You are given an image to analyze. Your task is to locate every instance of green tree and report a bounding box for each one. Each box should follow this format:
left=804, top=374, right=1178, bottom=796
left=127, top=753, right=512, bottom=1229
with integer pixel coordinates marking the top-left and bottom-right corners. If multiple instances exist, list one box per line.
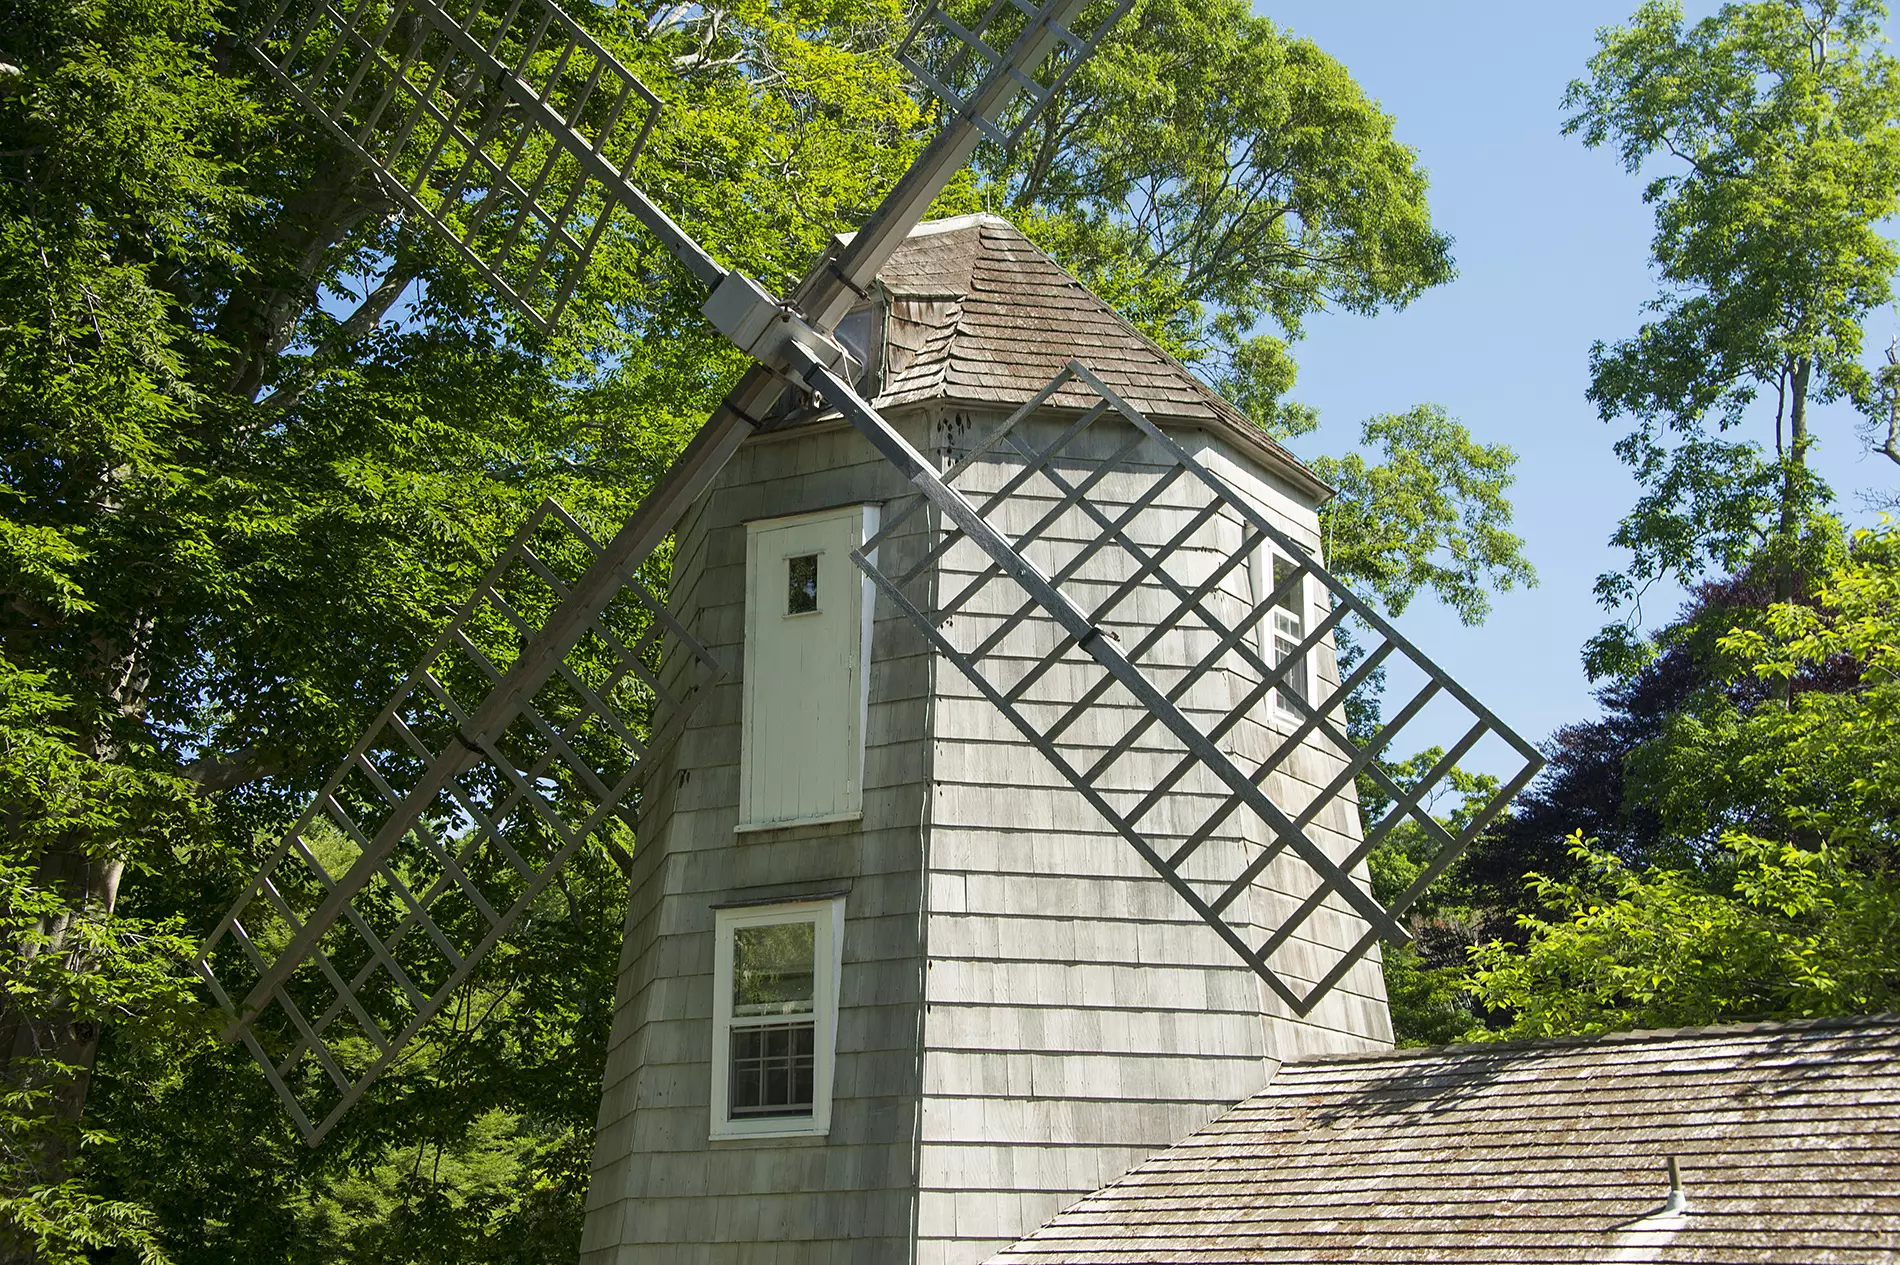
left=0, top=0, right=915, bottom=1255
left=964, top=0, right=1534, bottom=622
left=1565, top=0, right=1900, bottom=678
left=1364, top=750, right=1504, bottom=1047
left=1468, top=528, right=1900, bottom=1036
left=980, top=0, right=1454, bottom=401
left=1313, top=404, right=1534, bottom=627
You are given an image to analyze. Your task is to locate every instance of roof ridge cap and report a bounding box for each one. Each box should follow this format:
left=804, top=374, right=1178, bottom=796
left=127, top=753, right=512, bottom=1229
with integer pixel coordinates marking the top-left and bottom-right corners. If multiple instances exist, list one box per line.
left=835, top=212, right=1012, bottom=247
left=1280, top=1012, right=1900, bottom=1070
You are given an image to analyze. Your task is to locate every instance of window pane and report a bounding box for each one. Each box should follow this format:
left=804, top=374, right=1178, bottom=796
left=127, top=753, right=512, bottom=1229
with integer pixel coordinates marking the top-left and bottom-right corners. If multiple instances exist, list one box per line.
left=787, top=554, right=819, bottom=614
left=1272, top=558, right=1302, bottom=612
left=1275, top=634, right=1309, bottom=712
left=729, top=1021, right=817, bottom=1117
left=1267, top=557, right=1308, bottom=713
left=733, top=921, right=816, bottom=1017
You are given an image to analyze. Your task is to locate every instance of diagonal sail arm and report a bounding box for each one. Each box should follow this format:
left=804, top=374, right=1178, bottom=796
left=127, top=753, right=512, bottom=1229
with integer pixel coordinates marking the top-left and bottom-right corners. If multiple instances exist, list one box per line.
left=784, top=346, right=1411, bottom=942
left=200, top=498, right=731, bottom=1142
left=216, top=419, right=748, bottom=1038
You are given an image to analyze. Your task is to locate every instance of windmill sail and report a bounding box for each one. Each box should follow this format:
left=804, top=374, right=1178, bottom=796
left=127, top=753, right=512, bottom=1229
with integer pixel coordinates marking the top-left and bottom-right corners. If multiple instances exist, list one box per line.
left=207, top=0, right=1134, bottom=1141
left=781, top=349, right=1547, bottom=1016
left=235, top=0, right=709, bottom=329
left=199, top=502, right=726, bottom=1140
left=898, top=0, right=1129, bottom=146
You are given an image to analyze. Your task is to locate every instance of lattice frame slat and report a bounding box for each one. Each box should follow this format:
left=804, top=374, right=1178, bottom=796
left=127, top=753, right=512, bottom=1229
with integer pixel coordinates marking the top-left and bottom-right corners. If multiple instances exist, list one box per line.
left=198, top=500, right=724, bottom=1142
left=897, top=0, right=1135, bottom=146
left=236, top=0, right=671, bottom=328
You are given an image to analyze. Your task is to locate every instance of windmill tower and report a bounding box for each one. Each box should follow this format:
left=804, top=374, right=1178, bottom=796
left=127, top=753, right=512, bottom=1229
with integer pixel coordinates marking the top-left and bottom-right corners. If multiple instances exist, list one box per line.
left=580, top=213, right=1399, bottom=1263
left=195, top=0, right=1542, bottom=1258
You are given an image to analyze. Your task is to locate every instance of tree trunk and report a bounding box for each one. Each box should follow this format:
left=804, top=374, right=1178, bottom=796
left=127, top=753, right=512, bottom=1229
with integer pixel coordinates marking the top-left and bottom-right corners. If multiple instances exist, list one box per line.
left=1777, top=355, right=1811, bottom=608
left=1, top=621, right=149, bottom=1257
left=212, top=145, right=390, bottom=401
left=4, top=846, right=126, bottom=1161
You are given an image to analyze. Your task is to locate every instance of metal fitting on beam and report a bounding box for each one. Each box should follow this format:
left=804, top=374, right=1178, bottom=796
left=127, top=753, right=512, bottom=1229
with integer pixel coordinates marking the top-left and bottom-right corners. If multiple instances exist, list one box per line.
left=701, top=272, right=858, bottom=381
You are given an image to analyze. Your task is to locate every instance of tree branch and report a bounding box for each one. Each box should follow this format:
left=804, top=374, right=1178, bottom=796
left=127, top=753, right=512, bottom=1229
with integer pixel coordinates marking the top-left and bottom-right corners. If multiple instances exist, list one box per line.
left=255, top=260, right=421, bottom=411
left=182, top=747, right=282, bottom=794
left=1880, top=342, right=1900, bottom=469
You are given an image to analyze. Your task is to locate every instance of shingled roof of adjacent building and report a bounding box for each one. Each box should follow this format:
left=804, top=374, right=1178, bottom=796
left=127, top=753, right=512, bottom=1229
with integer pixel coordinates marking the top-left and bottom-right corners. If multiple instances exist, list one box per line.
left=991, top=1014, right=1900, bottom=1264
left=857, top=214, right=1328, bottom=501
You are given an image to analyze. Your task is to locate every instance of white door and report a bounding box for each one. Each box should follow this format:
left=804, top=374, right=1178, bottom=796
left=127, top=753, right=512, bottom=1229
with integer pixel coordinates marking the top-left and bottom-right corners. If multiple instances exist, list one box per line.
left=739, top=505, right=878, bottom=829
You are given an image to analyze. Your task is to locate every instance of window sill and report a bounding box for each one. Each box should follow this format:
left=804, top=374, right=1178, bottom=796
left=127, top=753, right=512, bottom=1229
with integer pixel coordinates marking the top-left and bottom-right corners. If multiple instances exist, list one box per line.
left=733, top=811, right=862, bottom=836
left=710, top=1119, right=830, bottom=1142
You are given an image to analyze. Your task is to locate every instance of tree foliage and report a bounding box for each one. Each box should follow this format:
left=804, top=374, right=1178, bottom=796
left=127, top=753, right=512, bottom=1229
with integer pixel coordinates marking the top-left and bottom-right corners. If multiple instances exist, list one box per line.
left=1564, top=0, right=1900, bottom=677
left=1468, top=529, right=1900, bottom=1036
left=958, top=0, right=1531, bottom=621
left=0, top=0, right=915, bottom=1254
left=1364, top=751, right=1505, bottom=1047
left=1313, top=405, right=1534, bottom=626
left=0, top=664, right=213, bottom=1265
left=977, top=0, right=1455, bottom=413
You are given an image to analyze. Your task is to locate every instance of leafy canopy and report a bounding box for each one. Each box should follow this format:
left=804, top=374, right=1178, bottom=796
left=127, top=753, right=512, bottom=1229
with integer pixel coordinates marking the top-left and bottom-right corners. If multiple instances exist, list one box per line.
left=1, top=0, right=917, bottom=1256
left=0, top=0, right=1524, bottom=1255
left=1564, top=0, right=1900, bottom=676
left=959, top=0, right=1530, bottom=620
left=968, top=0, right=1455, bottom=408
left=1468, top=529, right=1900, bottom=1036
left=1313, top=405, right=1534, bottom=626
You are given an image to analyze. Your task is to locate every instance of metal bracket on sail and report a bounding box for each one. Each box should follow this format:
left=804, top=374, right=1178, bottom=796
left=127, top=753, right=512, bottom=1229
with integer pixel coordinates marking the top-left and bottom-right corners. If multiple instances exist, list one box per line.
left=790, top=350, right=1545, bottom=1016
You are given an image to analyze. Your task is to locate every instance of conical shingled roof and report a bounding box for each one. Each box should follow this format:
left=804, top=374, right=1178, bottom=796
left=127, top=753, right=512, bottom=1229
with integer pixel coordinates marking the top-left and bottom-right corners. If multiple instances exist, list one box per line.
left=861, top=214, right=1327, bottom=500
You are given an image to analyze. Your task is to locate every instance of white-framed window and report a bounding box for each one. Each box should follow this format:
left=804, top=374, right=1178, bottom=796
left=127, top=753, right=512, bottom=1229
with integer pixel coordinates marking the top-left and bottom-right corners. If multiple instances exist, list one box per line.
left=739, top=505, right=879, bottom=831
left=709, top=897, right=845, bottom=1140
left=1251, top=546, right=1313, bottom=718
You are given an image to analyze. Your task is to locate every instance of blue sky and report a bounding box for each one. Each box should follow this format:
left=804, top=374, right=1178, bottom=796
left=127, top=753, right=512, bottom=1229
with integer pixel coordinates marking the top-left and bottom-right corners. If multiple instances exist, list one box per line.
left=1257, top=2, right=1900, bottom=774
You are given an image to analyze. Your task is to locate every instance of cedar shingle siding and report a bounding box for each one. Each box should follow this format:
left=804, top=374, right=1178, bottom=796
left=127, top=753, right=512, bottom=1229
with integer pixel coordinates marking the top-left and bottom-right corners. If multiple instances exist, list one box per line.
left=993, top=1014, right=1900, bottom=1263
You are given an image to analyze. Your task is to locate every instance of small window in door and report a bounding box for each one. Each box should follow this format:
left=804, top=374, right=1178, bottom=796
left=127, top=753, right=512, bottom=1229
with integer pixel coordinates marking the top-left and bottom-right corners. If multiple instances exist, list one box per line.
left=787, top=554, right=819, bottom=615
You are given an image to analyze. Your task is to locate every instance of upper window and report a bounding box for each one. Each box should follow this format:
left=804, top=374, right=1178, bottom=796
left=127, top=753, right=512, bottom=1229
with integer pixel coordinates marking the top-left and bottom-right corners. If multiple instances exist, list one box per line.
left=1253, top=547, right=1313, bottom=719
left=710, top=897, right=843, bottom=1139
left=1269, top=557, right=1309, bottom=715
left=739, top=506, right=879, bottom=830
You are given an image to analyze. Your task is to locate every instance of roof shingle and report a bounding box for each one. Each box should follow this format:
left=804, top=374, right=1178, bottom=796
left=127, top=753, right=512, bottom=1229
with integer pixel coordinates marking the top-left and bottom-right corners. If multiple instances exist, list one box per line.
left=860, top=214, right=1324, bottom=499
left=991, top=1015, right=1900, bottom=1263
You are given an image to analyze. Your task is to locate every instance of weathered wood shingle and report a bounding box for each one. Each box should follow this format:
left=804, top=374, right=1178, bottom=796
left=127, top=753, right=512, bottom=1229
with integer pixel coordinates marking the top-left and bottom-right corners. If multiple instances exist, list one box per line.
left=866, top=214, right=1327, bottom=502
left=991, top=1014, right=1900, bottom=1263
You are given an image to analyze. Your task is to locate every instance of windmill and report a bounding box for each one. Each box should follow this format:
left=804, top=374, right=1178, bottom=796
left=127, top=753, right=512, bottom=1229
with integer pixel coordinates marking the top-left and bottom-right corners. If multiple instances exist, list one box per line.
left=198, top=0, right=1545, bottom=1152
